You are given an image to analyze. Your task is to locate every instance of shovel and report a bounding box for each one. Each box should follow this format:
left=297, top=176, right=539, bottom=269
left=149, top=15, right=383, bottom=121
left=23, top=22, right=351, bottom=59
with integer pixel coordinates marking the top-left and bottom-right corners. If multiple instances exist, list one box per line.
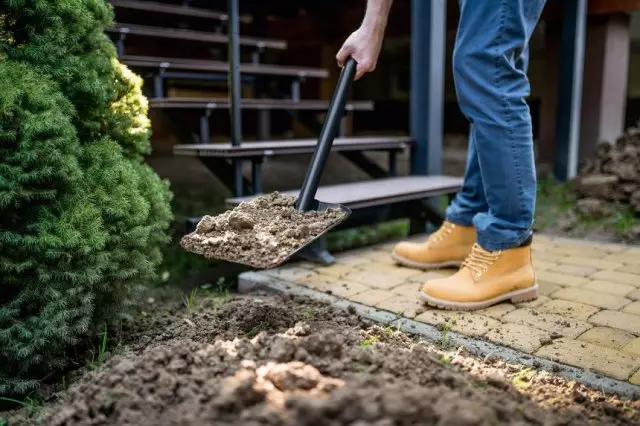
left=181, top=57, right=359, bottom=269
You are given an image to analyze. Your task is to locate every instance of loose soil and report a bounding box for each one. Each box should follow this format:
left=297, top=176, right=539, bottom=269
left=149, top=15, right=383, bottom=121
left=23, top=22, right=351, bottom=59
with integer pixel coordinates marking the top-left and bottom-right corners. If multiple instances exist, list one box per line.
left=180, top=192, right=347, bottom=269
left=4, top=291, right=639, bottom=426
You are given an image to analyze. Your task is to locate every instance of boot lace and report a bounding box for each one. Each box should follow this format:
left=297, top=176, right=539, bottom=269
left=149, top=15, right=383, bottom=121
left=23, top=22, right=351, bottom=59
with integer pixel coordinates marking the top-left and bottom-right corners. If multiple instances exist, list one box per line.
left=426, top=221, right=457, bottom=245
left=461, top=243, right=502, bottom=277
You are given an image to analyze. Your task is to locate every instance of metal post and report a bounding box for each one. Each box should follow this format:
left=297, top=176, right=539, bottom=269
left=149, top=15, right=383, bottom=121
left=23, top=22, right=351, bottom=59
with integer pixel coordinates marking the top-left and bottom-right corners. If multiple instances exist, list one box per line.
left=228, top=0, right=243, bottom=196
left=153, top=71, right=164, bottom=98
left=388, top=150, right=398, bottom=176
left=291, top=79, right=301, bottom=102
left=554, top=0, right=587, bottom=181
left=199, top=109, right=211, bottom=144
left=409, top=0, right=446, bottom=176
left=116, top=34, right=126, bottom=57
left=251, top=158, right=263, bottom=194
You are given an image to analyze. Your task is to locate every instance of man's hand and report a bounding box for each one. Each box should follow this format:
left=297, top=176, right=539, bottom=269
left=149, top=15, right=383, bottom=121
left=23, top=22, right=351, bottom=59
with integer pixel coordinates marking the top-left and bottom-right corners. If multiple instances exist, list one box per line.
left=336, top=0, right=393, bottom=81
left=336, top=27, right=384, bottom=81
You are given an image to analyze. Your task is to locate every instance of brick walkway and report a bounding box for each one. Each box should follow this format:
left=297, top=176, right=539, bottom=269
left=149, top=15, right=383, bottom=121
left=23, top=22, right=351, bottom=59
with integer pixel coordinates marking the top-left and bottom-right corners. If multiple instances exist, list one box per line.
left=241, top=234, right=640, bottom=388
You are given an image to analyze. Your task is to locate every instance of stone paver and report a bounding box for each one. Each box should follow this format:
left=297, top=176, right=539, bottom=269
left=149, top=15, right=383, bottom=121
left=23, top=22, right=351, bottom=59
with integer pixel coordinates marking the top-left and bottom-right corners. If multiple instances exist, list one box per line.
left=538, top=281, right=564, bottom=296
left=476, top=303, right=516, bottom=319
left=538, top=299, right=599, bottom=321
left=628, top=289, right=640, bottom=300
left=551, top=287, right=630, bottom=310
left=535, top=338, right=639, bottom=381
left=375, top=296, right=424, bottom=318
left=622, top=338, right=640, bottom=356
left=297, top=275, right=369, bottom=298
left=246, top=234, right=640, bottom=386
left=621, top=301, right=640, bottom=316
left=617, top=264, right=640, bottom=275
left=502, top=308, right=592, bottom=338
left=589, top=310, right=640, bottom=335
left=485, top=323, right=550, bottom=353
left=582, top=280, right=636, bottom=297
left=560, top=256, right=622, bottom=270
left=415, top=310, right=500, bottom=337
left=590, top=270, right=640, bottom=287
left=549, top=264, right=597, bottom=277
left=344, top=269, right=406, bottom=290
left=578, top=327, right=635, bottom=350
left=535, top=271, right=589, bottom=287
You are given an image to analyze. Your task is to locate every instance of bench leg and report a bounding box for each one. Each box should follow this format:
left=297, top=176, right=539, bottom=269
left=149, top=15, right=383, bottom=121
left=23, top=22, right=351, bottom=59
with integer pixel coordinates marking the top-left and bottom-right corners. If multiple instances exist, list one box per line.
left=233, top=160, right=244, bottom=197
left=153, top=73, right=164, bottom=98
left=258, top=110, right=270, bottom=140
left=388, top=150, right=398, bottom=176
left=251, top=158, right=263, bottom=194
left=116, top=34, right=126, bottom=57
left=199, top=111, right=211, bottom=144
left=297, top=237, right=335, bottom=266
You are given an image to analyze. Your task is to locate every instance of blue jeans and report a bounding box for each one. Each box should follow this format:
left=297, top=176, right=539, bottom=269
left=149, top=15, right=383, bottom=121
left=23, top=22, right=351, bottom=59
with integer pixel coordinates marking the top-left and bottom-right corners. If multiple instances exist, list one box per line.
left=445, top=0, right=546, bottom=251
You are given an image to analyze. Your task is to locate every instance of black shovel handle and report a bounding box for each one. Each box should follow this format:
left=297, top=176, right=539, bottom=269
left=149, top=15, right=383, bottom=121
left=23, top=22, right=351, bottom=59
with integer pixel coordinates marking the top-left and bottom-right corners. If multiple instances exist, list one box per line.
left=295, top=56, right=358, bottom=212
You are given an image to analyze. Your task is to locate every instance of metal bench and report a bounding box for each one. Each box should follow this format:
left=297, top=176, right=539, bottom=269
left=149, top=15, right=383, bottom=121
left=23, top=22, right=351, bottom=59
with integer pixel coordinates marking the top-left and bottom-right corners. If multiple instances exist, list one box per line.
left=174, top=136, right=412, bottom=194
left=150, top=97, right=374, bottom=146
left=222, top=175, right=463, bottom=264
left=110, top=0, right=253, bottom=23
left=121, top=55, right=329, bottom=98
left=107, top=23, right=287, bottom=57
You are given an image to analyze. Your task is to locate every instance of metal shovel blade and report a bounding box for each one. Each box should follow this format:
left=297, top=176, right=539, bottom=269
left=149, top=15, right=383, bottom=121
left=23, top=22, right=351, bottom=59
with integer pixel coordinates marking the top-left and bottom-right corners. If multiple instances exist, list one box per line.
left=180, top=198, right=351, bottom=270
left=181, top=57, right=359, bottom=270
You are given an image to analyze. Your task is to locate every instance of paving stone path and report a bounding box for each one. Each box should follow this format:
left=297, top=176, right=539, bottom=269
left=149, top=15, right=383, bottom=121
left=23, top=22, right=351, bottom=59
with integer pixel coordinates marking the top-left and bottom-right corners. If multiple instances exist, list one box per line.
left=240, top=234, right=640, bottom=388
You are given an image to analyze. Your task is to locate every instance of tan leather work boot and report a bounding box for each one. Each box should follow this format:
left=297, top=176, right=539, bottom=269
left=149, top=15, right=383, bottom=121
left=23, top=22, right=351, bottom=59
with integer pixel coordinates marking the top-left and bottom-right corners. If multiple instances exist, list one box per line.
left=392, top=221, right=476, bottom=270
left=418, top=239, right=538, bottom=310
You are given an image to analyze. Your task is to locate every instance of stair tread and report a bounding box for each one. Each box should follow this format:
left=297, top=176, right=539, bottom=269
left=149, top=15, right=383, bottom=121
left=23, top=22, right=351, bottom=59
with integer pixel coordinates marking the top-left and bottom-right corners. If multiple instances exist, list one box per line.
left=226, top=176, right=462, bottom=209
left=110, top=0, right=253, bottom=22
left=150, top=97, right=374, bottom=111
left=108, top=23, right=287, bottom=50
left=122, top=55, right=328, bottom=78
left=174, top=136, right=411, bottom=157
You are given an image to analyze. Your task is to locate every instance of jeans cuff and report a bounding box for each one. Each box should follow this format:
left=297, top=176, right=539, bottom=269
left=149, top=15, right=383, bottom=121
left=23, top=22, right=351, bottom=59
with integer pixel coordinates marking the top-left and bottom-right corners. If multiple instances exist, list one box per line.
left=444, top=212, right=475, bottom=227
left=477, top=231, right=532, bottom=252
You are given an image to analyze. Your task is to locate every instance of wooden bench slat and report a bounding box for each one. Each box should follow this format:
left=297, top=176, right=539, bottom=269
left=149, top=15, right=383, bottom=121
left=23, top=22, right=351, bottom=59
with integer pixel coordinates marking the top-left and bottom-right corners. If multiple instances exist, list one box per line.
left=173, top=136, right=413, bottom=157
left=108, top=24, right=287, bottom=50
left=226, top=176, right=462, bottom=210
left=110, top=0, right=253, bottom=22
left=121, top=55, right=329, bottom=78
left=150, top=97, right=374, bottom=111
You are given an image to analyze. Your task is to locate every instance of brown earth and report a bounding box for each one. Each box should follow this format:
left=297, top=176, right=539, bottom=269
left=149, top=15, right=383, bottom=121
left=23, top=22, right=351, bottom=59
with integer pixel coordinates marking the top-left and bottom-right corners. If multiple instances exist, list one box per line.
left=180, top=192, right=347, bottom=269
left=3, top=291, right=639, bottom=426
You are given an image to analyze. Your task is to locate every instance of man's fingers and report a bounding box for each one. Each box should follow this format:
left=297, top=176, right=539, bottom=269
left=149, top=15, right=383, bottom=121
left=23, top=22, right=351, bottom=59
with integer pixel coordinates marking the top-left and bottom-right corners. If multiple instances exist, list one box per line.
left=336, top=46, right=350, bottom=68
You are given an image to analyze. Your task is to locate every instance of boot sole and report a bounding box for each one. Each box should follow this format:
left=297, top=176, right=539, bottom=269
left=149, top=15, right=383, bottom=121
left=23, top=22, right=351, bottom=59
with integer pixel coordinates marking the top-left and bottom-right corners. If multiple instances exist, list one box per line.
left=391, top=252, right=463, bottom=270
left=418, top=284, right=539, bottom=311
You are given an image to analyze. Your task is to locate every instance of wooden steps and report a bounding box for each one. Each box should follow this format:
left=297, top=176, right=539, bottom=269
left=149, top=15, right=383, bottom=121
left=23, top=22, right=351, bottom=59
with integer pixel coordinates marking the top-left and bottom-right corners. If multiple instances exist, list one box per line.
left=226, top=176, right=463, bottom=210
left=121, top=55, right=329, bottom=79
left=173, top=136, right=412, bottom=158
left=150, top=97, right=374, bottom=111
left=108, top=23, right=287, bottom=50
left=110, top=0, right=253, bottom=22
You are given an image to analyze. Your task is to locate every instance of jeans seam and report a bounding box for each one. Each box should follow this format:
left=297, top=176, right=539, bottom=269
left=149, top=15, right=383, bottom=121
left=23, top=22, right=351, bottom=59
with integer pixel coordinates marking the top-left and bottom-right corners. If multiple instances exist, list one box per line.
left=498, top=0, right=527, bottom=223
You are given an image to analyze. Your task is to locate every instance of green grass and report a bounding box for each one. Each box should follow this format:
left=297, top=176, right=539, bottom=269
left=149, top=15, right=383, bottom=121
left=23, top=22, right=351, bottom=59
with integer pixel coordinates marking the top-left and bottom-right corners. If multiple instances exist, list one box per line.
left=0, top=396, right=44, bottom=424
left=535, top=178, right=639, bottom=238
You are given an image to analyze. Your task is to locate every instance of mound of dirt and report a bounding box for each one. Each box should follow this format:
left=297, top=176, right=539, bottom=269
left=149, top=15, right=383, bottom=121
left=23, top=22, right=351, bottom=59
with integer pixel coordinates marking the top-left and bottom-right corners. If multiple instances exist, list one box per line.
left=180, top=192, right=347, bottom=269
left=576, top=122, right=640, bottom=214
left=4, top=292, right=639, bottom=426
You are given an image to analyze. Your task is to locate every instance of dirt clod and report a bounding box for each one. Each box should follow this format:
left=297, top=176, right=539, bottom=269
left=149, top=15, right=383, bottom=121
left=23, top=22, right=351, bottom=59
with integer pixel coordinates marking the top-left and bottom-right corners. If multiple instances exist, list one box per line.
left=180, top=192, right=347, bottom=268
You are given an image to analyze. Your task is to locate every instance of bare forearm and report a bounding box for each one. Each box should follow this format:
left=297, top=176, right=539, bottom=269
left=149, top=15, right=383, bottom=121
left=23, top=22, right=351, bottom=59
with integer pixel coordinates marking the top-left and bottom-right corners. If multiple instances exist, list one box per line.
left=361, top=0, right=393, bottom=35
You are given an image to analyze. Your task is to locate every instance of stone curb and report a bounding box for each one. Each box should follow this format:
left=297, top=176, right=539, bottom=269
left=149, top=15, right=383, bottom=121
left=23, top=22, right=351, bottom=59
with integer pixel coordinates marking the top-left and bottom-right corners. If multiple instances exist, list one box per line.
left=239, top=270, right=640, bottom=399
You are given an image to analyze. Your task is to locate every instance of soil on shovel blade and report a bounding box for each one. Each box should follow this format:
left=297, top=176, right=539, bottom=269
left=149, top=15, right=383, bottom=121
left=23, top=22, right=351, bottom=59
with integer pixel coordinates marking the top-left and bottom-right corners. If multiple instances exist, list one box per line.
left=5, top=291, right=639, bottom=426
left=181, top=192, right=347, bottom=268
